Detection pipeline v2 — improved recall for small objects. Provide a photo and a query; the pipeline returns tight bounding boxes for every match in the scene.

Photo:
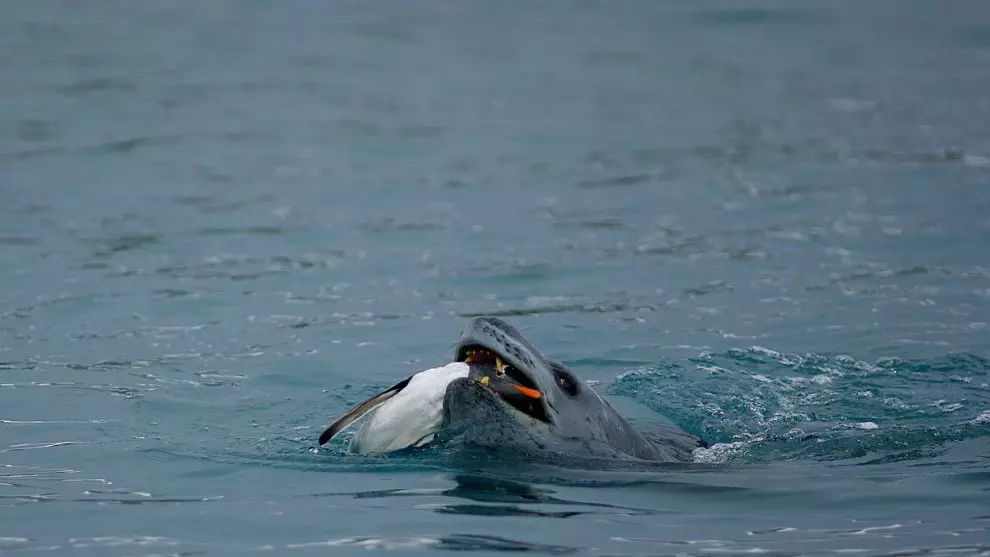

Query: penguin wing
[318,376,412,445]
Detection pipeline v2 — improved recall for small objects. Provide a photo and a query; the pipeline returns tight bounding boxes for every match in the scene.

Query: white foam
[693,441,748,464]
[970,410,990,424]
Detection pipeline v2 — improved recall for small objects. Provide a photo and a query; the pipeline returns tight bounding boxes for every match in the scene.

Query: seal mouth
[456,345,550,423]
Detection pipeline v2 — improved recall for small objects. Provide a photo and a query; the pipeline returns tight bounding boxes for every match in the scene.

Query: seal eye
[551,364,579,397]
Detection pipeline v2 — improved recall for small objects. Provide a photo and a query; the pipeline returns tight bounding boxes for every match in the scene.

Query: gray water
[2,1,990,555]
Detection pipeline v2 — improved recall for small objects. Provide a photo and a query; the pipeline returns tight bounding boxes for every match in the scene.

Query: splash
[611,349,990,464]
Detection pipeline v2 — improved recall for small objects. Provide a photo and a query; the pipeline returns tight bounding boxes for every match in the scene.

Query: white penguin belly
[349,362,469,455]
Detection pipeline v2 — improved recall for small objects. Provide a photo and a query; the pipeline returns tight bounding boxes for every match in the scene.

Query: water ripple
[612,349,990,463]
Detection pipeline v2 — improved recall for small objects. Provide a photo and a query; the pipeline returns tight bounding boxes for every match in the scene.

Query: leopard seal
[318,317,703,462]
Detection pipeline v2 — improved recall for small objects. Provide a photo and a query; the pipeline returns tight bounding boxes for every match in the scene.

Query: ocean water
[2,1,990,555]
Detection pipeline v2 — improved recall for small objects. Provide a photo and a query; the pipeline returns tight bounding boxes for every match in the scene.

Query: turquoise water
[3,1,990,555]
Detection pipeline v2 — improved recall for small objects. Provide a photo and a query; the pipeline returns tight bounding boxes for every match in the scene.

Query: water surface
[2,1,990,555]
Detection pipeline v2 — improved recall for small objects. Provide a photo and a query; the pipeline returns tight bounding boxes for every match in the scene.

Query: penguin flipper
[318,376,412,445]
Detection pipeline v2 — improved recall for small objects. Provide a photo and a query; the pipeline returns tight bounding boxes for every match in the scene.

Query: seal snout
[454,345,550,423]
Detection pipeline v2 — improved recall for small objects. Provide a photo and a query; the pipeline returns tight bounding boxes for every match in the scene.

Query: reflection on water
[344,474,657,518]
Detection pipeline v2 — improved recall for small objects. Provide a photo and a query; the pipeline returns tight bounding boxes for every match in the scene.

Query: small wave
[612,349,990,464]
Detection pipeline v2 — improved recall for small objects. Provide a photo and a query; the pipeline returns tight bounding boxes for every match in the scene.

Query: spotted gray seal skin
[318,316,703,462]
[444,317,703,462]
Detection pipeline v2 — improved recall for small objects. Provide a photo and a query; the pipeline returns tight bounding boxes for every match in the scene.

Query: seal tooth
[495,356,505,378]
